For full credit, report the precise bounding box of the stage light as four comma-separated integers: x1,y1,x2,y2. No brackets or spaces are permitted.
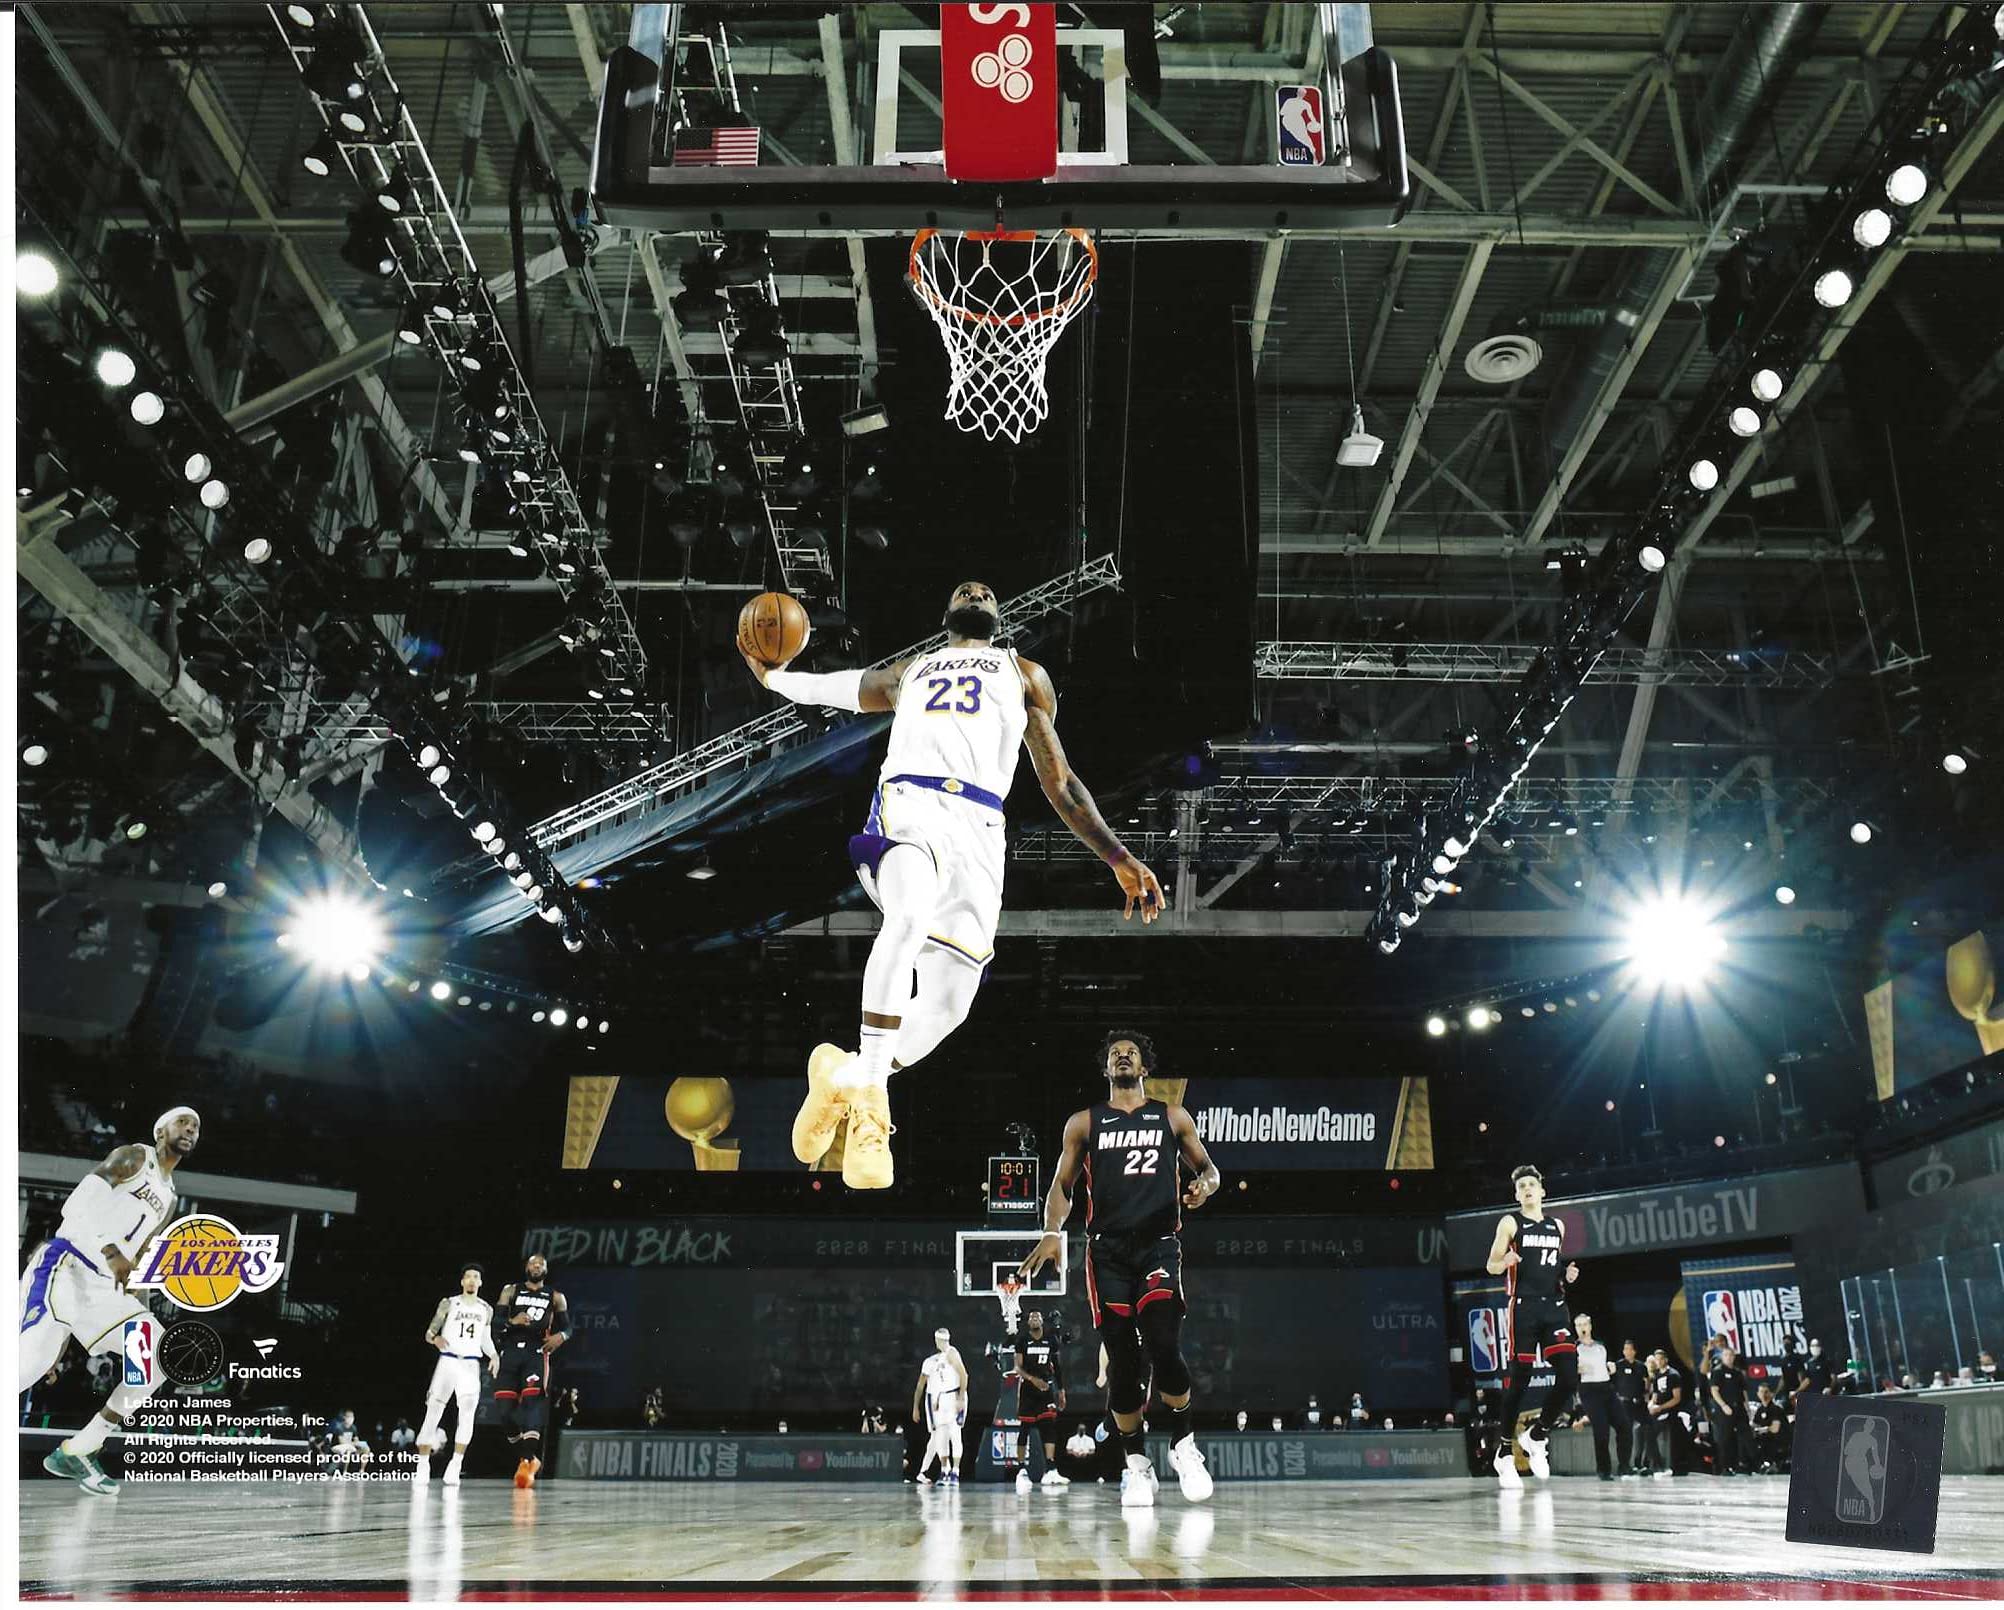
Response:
183,452,212,483
539,905,565,924
372,165,414,215
16,249,58,297
1432,854,1456,876
471,820,497,843
428,764,451,786
1885,163,1927,207
22,741,50,767
457,994,473,1007
1729,406,1761,437
1850,821,1873,844
1714,1135,1726,1148
130,391,165,426
1750,367,1784,402
549,1007,570,1027
523,883,543,903
1624,894,1725,990
1775,885,1797,905
1375,933,1401,955
301,131,341,178
94,349,137,389
1425,1015,1447,1037
200,479,230,510
241,536,272,565
1853,208,1892,248
289,894,386,973
426,980,451,1001
1467,1007,1493,1031
486,836,508,857
532,1010,547,1023
1765,1071,1778,1086
1814,268,1854,308
346,961,370,983
576,1016,590,1033
1444,836,1470,858
511,870,533,890
503,853,524,873
1688,458,1720,492
124,819,150,840
562,930,584,955
1942,751,1969,776
1605,1100,1616,1113
1639,544,1667,573
416,743,442,769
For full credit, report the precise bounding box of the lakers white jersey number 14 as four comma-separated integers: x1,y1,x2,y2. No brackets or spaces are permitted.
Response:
440,1295,492,1357
882,646,1028,803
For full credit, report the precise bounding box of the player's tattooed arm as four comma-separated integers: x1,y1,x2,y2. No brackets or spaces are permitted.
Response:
1485,1214,1520,1276
94,1144,151,1186
1019,659,1165,923
496,1284,522,1330
1169,1105,1222,1208
1020,1110,1090,1279
427,1297,451,1348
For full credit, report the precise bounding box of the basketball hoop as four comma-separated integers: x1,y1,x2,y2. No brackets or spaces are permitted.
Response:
908,228,1098,444
995,1273,1025,1336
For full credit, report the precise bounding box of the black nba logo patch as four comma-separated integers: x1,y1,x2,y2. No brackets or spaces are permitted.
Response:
1786,1394,1944,1553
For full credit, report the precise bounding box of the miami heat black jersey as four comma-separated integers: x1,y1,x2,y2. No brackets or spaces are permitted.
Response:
503,1283,555,1347
1017,1333,1063,1397
1510,1214,1566,1304
1084,1101,1179,1238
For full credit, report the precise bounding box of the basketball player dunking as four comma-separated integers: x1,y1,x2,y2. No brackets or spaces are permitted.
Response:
492,1254,569,1488
1486,1165,1582,1486
746,581,1164,1190
20,1106,197,1496
1021,1033,1220,1507
415,1263,500,1486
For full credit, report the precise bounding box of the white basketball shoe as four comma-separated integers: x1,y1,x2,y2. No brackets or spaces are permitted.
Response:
1168,1435,1213,1501
1517,1427,1551,1479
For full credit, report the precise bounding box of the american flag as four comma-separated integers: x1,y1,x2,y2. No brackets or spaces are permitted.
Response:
673,126,761,167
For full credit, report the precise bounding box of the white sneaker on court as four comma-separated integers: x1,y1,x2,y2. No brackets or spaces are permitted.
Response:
1119,1466,1156,1508
1015,1469,1032,1495
915,1473,932,1488
1517,1427,1551,1479
443,1457,463,1486
1041,1469,1070,1490
1167,1436,1213,1502
1493,1444,1522,1487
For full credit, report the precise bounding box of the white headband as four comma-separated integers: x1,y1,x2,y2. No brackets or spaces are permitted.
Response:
154,1106,199,1141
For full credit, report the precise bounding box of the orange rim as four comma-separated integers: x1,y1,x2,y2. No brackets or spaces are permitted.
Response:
909,227,1099,330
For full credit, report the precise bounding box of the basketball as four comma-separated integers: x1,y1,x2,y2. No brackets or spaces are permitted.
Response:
157,1217,238,1310
738,592,810,668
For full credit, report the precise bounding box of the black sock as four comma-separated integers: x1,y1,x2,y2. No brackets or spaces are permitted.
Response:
1119,1423,1148,1465
1165,1402,1193,1446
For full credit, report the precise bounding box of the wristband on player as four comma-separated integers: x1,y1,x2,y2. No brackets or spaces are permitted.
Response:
764,668,865,713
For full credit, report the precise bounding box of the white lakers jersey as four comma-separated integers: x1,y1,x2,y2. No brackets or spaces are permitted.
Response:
921,1350,963,1402
62,1146,177,1264
439,1294,494,1358
882,646,1029,804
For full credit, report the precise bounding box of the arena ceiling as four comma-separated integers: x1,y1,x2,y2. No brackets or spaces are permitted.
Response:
14,2,2003,985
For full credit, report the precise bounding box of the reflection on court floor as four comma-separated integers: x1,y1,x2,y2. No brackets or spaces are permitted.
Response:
18,1475,2004,1599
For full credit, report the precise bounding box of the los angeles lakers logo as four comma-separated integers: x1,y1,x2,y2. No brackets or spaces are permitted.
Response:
132,1214,285,1312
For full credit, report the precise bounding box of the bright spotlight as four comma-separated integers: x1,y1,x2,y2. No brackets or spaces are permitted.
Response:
207,881,228,898
288,894,386,973
1765,1071,1779,1086
22,742,50,767
1750,367,1783,402
538,906,565,925
242,537,272,565
429,980,452,1001
1885,163,1927,207
199,478,231,510
598,1020,610,1034
1852,208,1892,248
472,820,497,843
1813,268,1854,308
532,1010,547,1024
549,1007,569,1027
1728,406,1761,437
1425,1015,1447,1037
1942,751,1968,776
94,349,137,388
1850,821,1873,845
1775,885,1797,905
428,764,451,786
130,391,165,426
417,743,442,769
182,452,212,483
346,961,370,983
1467,1007,1493,1031
16,249,58,297
1639,544,1667,573
1624,894,1726,990
1688,458,1720,492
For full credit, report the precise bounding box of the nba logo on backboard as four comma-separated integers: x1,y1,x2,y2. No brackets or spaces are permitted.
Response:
1276,85,1326,166
1468,1307,1500,1374
1704,1289,1740,1351
1837,1415,1890,1524
122,1316,157,1388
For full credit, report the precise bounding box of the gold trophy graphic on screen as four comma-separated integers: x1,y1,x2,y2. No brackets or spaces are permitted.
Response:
1946,931,2004,1056
665,1077,742,1170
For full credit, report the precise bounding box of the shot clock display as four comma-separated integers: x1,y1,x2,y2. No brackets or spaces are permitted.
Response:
987,1154,1041,1216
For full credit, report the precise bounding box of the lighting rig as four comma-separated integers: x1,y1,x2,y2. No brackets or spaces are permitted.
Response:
1366,3,2004,956
269,2,652,708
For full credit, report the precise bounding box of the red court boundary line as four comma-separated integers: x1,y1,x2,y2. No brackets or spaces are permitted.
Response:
21,1577,2004,1603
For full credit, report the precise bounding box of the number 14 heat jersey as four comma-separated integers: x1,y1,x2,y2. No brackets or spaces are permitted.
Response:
1084,1101,1180,1239
881,645,1028,803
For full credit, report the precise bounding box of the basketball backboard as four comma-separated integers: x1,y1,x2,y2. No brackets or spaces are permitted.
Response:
591,8,1408,235
955,1227,1066,1300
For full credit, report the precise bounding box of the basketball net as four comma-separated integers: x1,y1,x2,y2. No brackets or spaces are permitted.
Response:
908,228,1098,443
996,1273,1024,1336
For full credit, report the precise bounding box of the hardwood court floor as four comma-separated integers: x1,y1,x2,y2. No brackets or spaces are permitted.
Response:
17,1474,2004,1600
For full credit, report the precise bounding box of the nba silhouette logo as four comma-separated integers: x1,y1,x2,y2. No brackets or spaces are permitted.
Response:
1276,85,1326,166
1704,1289,1740,1351
1837,1415,1889,1524
1468,1307,1500,1373
122,1316,157,1387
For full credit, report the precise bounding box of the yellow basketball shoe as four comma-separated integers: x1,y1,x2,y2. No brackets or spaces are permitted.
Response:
792,1043,854,1163
842,1084,895,1190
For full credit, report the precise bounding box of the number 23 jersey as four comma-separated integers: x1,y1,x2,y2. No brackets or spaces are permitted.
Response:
881,645,1029,802
1084,1101,1180,1238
